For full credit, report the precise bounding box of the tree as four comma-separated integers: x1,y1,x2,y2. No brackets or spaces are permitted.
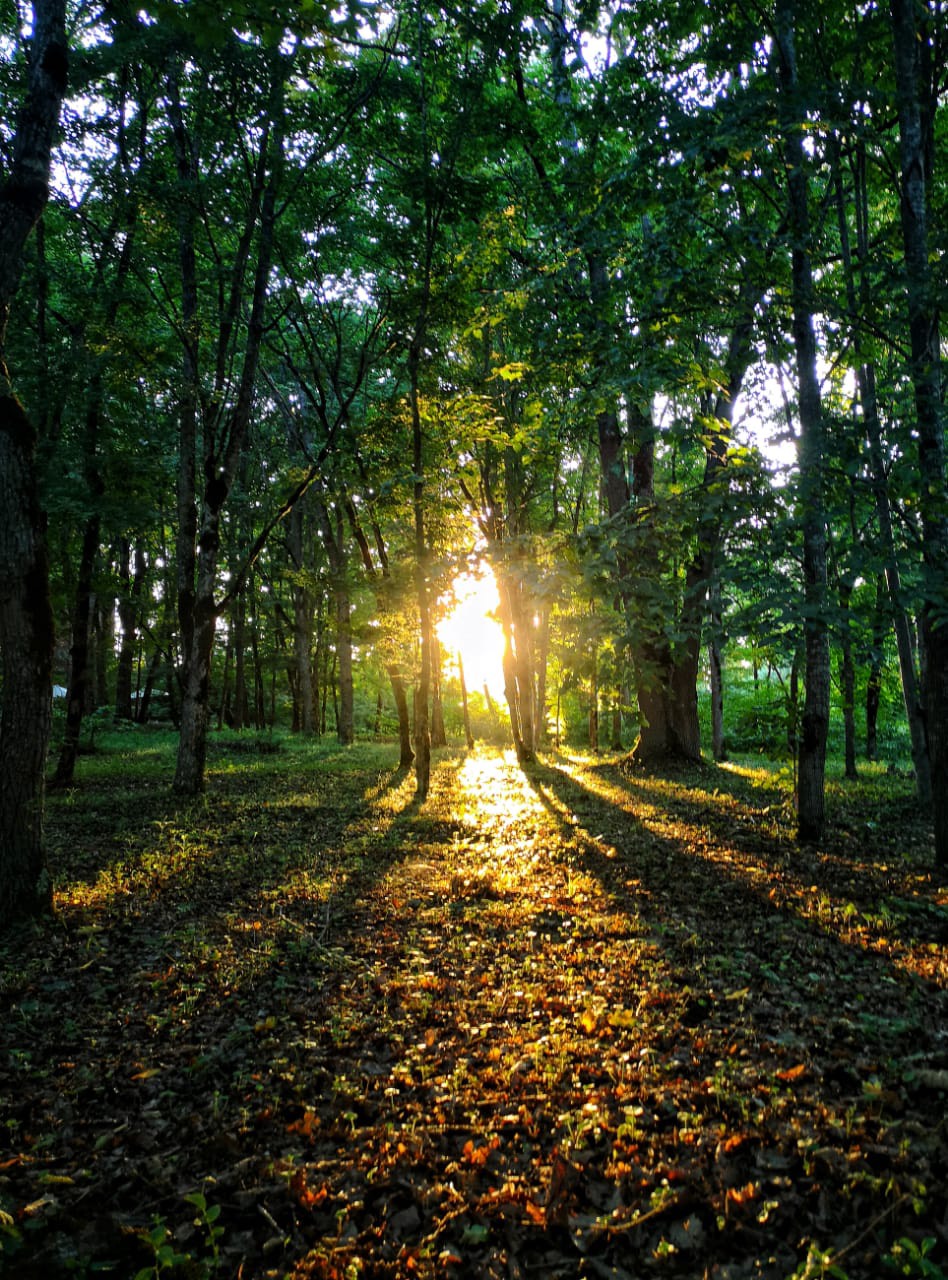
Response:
889,0,948,865
0,0,68,926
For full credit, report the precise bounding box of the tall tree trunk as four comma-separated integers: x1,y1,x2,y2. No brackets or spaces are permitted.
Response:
838,137,932,802
409,342,432,797
775,0,830,840
838,577,858,781
249,575,266,729
588,640,599,753
669,283,763,758
334,573,354,746
115,540,145,721
458,653,475,750
52,492,101,785
388,668,415,766
534,604,550,746
890,0,948,863
708,575,727,762
288,502,316,734
866,577,886,762
171,51,286,793
430,636,447,748
0,0,67,926
232,588,249,730
0,398,55,923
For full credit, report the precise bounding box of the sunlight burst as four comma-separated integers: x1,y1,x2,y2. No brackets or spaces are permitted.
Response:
437,570,507,701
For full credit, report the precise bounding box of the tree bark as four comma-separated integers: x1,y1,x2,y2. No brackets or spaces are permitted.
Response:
890,0,948,863
0,0,67,926
708,575,727,762
458,653,475,750
171,49,287,793
774,0,830,840
431,636,447,748
115,540,145,721
288,502,316,734
838,577,858,781
837,135,932,802
51,490,101,786
866,577,886,763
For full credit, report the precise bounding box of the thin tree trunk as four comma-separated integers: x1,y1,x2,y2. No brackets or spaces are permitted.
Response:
289,503,315,734
709,577,727,762
335,576,354,745
839,136,932,802
410,347,432,798
388,667,414,766
171,51,286,793
866,577,886,762
775,0,830,840
115,539,145,720
137,645,162,723
93,594,107,708
839,577,858,781
890,0,947,863
431,636,447,748
459,653,475,750
534,604,550,745
59,539,99,757
588,641,599,753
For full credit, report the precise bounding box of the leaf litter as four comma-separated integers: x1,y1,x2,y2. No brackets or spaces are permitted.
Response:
0,741,946,1278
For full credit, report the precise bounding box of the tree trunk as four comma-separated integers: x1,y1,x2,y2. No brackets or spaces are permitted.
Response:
231,588,249,730
334,575,354,746
838,135,932,802
0,397,55,923
249,579,266,729
866,577,886,762
52,504,101,785
288,503,316,734
431,636,447,748
115,540,145,721
93,593,110,709
170,50,286,793
410,342,432,798
839,578,858,781
458,653,475,750
173,587,217,793
890,0,948,864
0,0,67,926
534,604,550,745
708,575,726,761
775,0,830,840
388,667,414,766
588,642,599,753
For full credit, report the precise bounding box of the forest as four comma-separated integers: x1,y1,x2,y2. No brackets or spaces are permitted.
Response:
0,0,947,1276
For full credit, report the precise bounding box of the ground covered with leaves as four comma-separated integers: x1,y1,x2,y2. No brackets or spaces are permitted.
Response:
1,734,947,1279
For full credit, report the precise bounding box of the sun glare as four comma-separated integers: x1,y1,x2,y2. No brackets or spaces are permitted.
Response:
438,571,507,701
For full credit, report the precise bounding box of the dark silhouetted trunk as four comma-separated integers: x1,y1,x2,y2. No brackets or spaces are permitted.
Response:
0,0,67,925
890,0,947,863
866,578,886,762
775,0,830,840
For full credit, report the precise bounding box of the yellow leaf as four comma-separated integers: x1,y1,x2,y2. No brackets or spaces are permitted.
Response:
579,1009,599,1035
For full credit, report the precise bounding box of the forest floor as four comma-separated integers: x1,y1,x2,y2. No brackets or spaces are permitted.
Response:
1,735,947,1280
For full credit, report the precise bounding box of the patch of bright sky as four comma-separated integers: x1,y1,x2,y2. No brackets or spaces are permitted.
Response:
437,569,507,701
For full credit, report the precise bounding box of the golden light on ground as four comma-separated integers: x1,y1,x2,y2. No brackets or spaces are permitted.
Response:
437,570,507,701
